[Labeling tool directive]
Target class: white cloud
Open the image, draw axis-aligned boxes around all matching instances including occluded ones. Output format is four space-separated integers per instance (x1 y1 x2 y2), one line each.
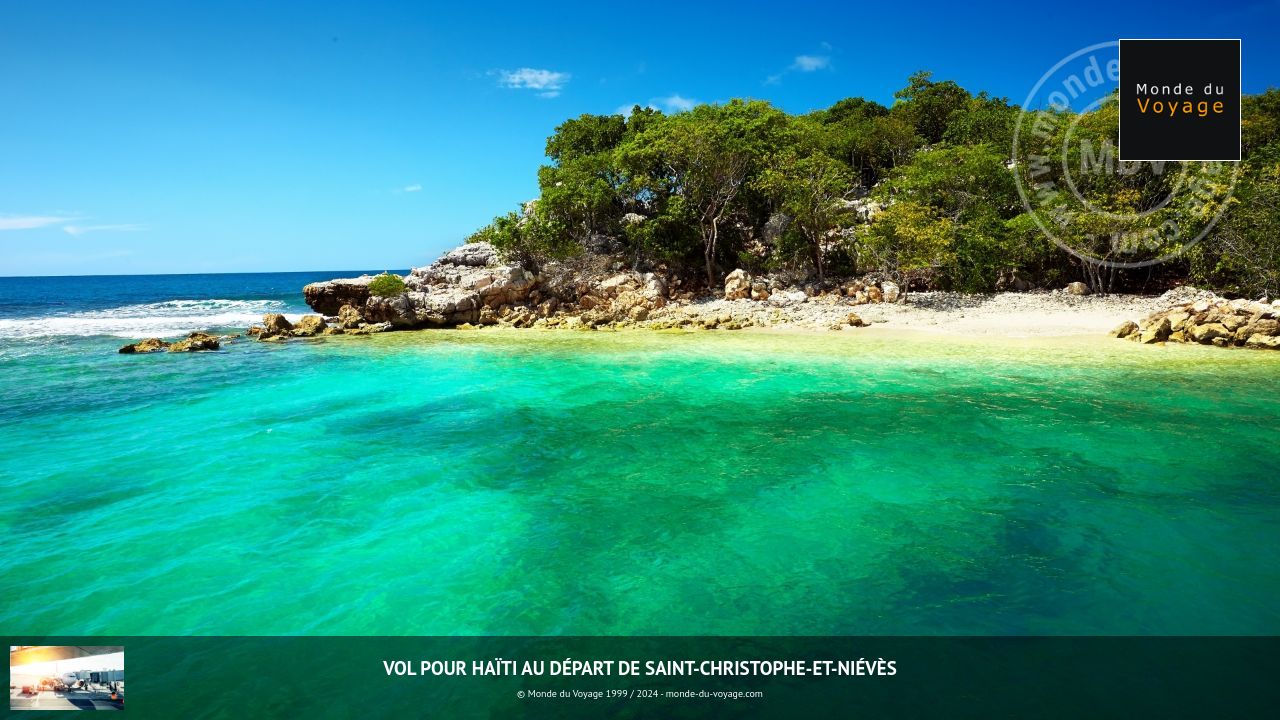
791 55 831 72
403 183 422 193
496 68 570 97
62 223 146 236
656 94 697 112
766 47 837 85
0 215 75 231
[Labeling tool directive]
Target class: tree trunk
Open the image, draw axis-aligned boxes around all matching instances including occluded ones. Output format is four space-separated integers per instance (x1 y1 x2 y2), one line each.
809 232 824 283
704 221 719 289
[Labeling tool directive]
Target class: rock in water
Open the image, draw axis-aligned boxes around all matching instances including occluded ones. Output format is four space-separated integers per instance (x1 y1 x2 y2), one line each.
1066 281 1091 296
336 304 363 329
1138 318 1171 344
1110 320 1139 339
168 332 220 352
1117 294 1280 350
292 315 327 337
262 313 294 337
724 269 751 300
303 276 373 315
119 338 171 354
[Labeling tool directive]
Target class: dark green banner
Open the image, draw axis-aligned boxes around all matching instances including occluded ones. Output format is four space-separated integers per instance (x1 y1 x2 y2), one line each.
7 637 1277 718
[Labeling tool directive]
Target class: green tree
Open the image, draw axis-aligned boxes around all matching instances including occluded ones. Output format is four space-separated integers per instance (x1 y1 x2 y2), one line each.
943 92 1018 149
467 206 575 269
857 201 956 292
892 71 972 145
618 100 790 286
757 124 855 281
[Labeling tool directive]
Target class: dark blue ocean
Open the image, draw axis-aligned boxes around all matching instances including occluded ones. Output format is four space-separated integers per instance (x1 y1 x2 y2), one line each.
0 271 407 340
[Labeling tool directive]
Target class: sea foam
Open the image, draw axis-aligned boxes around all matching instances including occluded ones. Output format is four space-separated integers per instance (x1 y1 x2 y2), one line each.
0 298 301 338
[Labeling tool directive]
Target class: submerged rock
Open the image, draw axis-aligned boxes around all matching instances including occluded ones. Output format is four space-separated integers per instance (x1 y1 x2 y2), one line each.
346 321 392 335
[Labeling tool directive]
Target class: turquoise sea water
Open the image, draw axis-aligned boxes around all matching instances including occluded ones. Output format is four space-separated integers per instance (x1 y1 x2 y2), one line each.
2 276 1279 636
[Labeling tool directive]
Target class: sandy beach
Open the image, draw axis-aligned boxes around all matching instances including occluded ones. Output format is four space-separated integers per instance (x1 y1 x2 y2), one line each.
639 288 1208 339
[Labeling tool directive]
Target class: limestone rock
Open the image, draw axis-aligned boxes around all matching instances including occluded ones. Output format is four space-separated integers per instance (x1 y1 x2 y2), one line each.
724 269 751 300
292 315 328 337
303 276 373 315
1109 320 1139 339
336 304 363 329
641 273 668 306
346 322 392 335
1245 334 1280 349
262 313 294 336
1138 318 1171 344
119 338 170 354
365 288 480 327
168 332 220 352
769 290 808 306
866 286 884 303
1189 322 1230 344
1066 281 1091 296
438 242 499 267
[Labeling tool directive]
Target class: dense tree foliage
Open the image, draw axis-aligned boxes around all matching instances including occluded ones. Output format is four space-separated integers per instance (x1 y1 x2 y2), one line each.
468 75 1280 296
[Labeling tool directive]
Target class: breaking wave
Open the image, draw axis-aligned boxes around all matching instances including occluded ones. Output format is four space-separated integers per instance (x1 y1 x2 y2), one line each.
0 299 302 339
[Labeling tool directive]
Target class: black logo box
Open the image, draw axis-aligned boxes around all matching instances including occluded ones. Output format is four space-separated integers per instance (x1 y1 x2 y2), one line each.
1119 39 1241 161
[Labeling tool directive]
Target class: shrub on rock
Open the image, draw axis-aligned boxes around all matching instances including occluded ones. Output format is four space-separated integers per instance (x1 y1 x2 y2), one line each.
368 272 407 297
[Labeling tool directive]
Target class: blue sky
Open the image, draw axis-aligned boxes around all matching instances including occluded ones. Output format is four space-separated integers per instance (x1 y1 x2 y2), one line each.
2 0 1278 276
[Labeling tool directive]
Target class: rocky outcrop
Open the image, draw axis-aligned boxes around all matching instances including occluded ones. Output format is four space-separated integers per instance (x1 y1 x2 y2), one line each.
291 315 328 337
119 332 222 354
1065 281 1091 296
168 332 221 352
336 304 363 329
364 288 480 327
119 337 170 353
303 276 373 315
1113 296 1280 349
262 313 294 337
299 242 913 334
307 242 537 329
724 269 751 300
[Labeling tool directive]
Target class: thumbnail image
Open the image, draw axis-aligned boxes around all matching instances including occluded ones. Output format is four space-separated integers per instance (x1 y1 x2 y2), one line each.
10 646 124 711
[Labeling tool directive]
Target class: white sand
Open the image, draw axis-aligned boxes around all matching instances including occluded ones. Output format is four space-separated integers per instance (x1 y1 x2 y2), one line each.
850 291 1165 338
653 290 1185 338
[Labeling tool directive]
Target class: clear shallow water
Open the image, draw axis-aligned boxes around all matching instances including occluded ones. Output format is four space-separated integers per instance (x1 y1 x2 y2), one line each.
1 275 1278 636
